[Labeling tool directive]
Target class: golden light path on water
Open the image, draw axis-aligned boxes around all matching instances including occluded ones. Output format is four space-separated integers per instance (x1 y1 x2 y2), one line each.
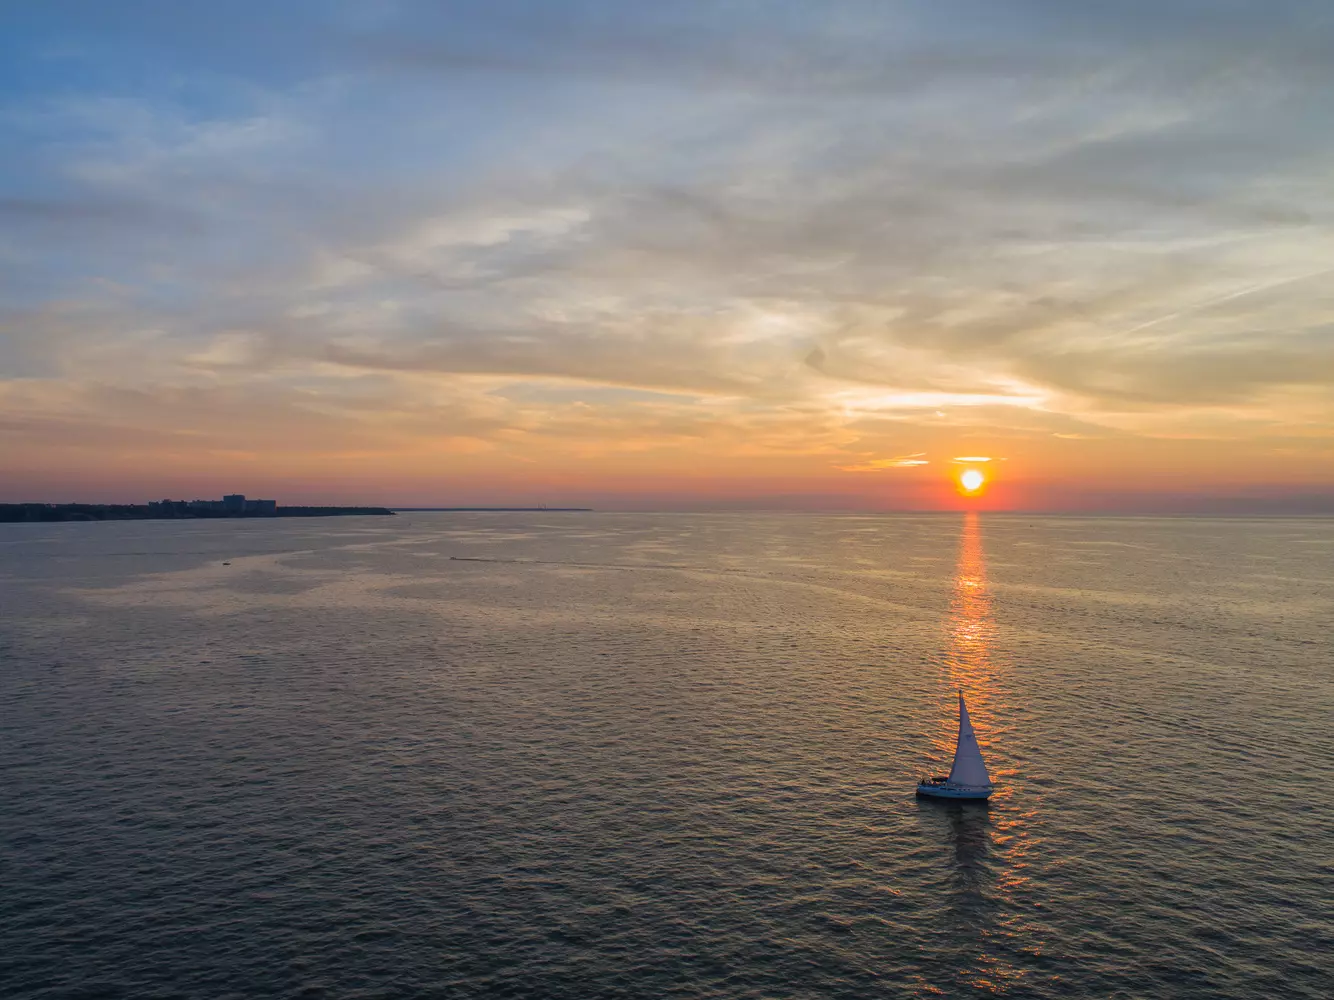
925 512 1045 996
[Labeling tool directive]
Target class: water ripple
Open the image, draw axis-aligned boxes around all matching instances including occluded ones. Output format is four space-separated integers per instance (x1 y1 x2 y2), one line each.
2 513 1331 998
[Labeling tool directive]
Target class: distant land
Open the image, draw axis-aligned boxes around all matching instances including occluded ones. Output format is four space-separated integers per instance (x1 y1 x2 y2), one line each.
392 507 593 512
0 499 395 522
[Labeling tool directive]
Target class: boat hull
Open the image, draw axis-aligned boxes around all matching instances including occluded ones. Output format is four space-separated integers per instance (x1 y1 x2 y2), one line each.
915 782 993 800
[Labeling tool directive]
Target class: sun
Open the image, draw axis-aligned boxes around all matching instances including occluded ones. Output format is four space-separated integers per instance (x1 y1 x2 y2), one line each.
959 468 985 493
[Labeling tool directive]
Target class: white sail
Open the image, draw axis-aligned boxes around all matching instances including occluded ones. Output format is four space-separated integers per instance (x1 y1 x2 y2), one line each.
947 692 992 787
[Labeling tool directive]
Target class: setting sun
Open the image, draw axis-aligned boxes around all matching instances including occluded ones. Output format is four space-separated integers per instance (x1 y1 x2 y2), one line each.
959 468 986 493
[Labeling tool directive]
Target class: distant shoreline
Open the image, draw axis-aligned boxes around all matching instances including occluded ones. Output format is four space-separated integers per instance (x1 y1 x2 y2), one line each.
0 503 395 522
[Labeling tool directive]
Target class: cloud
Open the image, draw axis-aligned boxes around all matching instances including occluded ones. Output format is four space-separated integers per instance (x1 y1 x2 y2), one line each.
837 454 930 472
2 2 1334 501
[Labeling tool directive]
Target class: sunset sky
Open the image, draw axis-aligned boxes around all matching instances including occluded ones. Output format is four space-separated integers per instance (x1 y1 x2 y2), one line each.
4 2 1333 510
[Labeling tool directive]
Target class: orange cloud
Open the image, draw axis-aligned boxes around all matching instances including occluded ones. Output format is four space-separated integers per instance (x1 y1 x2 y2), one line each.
836 453 930 472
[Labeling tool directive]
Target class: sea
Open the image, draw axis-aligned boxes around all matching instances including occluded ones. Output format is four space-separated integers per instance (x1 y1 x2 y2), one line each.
1 512 1331 999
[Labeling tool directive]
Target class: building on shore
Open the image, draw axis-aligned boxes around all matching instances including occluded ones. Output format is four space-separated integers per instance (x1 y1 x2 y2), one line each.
149 494 277 516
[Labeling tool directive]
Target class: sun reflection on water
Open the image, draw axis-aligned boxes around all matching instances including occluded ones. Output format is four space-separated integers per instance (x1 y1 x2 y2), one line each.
914 512 1049 997
936 511 1001 753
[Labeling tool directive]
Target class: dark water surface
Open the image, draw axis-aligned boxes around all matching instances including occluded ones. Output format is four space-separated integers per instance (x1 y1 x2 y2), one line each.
2 513 1331 998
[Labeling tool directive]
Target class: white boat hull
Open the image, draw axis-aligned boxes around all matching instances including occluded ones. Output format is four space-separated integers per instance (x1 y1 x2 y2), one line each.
915 781 993 800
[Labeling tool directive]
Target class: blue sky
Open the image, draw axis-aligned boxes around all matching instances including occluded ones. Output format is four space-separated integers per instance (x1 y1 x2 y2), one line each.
3 2 1333 507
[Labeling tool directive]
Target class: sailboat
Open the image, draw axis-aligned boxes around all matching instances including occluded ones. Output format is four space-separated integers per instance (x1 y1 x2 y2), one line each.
916 692 994 800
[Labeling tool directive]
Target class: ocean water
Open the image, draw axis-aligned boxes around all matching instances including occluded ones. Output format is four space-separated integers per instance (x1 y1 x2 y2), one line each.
1 512 1331 999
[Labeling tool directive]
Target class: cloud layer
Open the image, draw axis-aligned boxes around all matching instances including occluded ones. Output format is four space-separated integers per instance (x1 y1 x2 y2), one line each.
3 1 1333 507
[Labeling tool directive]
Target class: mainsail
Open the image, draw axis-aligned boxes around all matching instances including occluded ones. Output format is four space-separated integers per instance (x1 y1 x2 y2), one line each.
946 692 992 787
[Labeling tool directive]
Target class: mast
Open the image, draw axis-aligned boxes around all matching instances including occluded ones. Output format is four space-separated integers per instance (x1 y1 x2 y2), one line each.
947 691 992 787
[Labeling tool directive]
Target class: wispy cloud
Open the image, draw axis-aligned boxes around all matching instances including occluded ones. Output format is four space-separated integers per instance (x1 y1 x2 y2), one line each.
836 454 930 472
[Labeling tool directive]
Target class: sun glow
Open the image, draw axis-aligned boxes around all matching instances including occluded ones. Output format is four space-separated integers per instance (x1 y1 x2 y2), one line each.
959 468 986 493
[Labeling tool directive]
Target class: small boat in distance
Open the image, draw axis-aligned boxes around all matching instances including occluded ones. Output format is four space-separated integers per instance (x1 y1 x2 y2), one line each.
917 692 994 800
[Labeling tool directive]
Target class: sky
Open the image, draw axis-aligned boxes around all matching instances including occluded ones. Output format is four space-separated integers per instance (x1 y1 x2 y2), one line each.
2 1 1333 511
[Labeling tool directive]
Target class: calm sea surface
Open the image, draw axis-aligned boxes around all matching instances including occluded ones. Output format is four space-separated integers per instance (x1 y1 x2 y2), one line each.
2 513 1331 999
